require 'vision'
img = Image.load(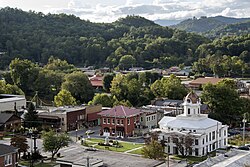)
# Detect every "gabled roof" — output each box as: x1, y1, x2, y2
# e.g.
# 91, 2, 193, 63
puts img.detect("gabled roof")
189, 77, 223, 85
0, 113, 15, 124
0, 144, 17, 156
98, 105, 142, 118
89, 75, 103, 87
